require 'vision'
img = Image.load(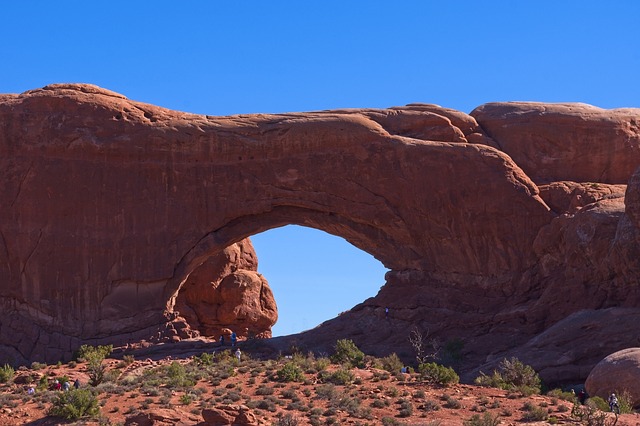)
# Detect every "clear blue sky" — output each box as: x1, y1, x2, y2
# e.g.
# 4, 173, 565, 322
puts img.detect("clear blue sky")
2, 2, 638, 336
